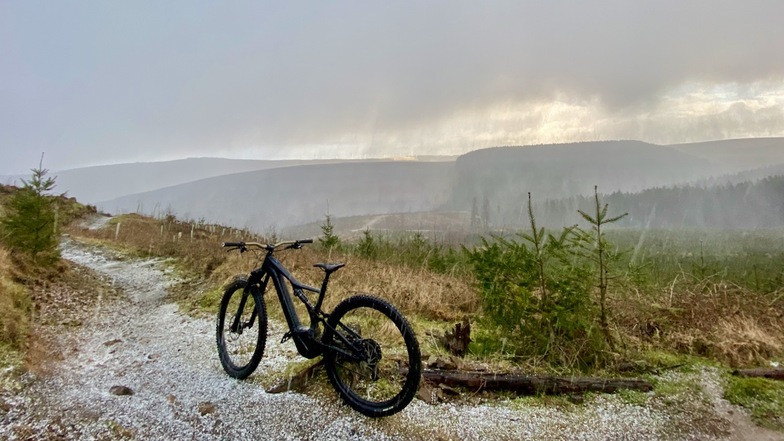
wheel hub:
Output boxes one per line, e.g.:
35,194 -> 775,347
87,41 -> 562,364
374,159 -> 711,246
360,339 -> 382,380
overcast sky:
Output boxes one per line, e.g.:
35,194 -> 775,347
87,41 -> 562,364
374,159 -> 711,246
2,1 -> 783,174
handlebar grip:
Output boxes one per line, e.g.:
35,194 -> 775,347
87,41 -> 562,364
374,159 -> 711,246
298,239 -> 314,244
222,242 -> 245,247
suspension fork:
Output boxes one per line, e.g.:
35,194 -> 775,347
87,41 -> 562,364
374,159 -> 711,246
230,272 -> 268,333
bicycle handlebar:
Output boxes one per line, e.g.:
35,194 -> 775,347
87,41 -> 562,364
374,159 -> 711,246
222,242 -> 245,247
221,239 -> 313,251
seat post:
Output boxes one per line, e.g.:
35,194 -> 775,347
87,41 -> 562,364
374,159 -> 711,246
313,263 -> 344,313
315,271 -> 332,313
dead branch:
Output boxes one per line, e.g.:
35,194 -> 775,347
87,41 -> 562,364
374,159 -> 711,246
732,368 -> 784,381
419,369 -> 653,395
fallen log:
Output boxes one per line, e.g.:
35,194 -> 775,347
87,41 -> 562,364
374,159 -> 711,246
268,362 -> 654,397
420,369 -> 653,395
732,368 -> 784,381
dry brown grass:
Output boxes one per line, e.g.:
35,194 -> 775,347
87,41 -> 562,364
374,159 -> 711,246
68,213 -> 479,323
712,315 -> 783,365
614,280 -> 784,367
210,246 -> 478,322
0,247 -> 31,348
67,213 -> 235,277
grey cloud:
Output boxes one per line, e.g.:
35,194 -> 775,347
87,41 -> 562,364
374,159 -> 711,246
1,1 -> 784,173
601,101 -> 784,145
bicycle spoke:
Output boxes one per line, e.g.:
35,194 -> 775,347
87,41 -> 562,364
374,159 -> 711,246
330,307 -> 410,403
220,287 -> 262,371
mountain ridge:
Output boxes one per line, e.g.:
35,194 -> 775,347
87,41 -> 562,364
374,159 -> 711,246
6,138 -> 781,233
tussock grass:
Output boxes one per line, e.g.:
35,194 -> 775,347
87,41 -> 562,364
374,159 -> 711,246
614,280 -> 784,368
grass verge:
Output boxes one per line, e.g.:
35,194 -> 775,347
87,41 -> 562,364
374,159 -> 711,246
724,375 -> 784,430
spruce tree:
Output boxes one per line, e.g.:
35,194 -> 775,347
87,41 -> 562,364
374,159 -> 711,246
0,157 -> 59,263
357,228 -> 376,258
575,186 -> 627,351
318,214 -> 340,251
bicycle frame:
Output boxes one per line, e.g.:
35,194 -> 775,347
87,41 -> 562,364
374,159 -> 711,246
241,250 -> 361,361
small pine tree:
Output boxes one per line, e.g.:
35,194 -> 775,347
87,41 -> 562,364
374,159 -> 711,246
318,214 -> 341,251
520,192 -> 549,306
575,186 -> 628,351
357,228 -> 376,258
0,156 -> 60,263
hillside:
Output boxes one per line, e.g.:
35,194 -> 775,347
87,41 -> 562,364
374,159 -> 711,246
449,140 -> 715,225
669,137 -> 784,172
100,161 -> 455,231
0,157 -> 384,205
694,163 -> 784,188
531,174 -> 784,229
91,138 -> 784,233
293,173 -> 784,234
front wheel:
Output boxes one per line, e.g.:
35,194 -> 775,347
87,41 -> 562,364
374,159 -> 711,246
216,277 -> 267,379
323,295 -> 421,417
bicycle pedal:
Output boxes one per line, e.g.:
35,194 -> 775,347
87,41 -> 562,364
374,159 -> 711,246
281,331 -> 293,344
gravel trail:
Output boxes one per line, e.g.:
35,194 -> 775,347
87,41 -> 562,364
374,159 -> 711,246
1,239 -> 781,440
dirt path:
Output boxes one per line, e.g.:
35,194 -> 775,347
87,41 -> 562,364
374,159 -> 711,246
1,239 -> 781,440
352,214 -> 388,232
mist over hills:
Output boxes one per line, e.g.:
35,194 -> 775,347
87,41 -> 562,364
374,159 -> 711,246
694,163 -> 784,188
13,137 -> 782,233
669,137 -> 784,172
0,158 -> 375,204
449,141 -> 713,224
100,161 -> 455,232
531,175 -> 784,229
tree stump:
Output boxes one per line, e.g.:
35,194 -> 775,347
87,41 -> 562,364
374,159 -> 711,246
438,317 -> 472,357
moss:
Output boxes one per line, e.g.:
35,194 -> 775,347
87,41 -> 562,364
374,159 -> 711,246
106,419 -> 136,439
652,376 -> 702,397
634,350 -> 714,374
468,326 -> 509,357
508,393 -> 578,410
724,376 -> 784,430
616,389 -> 651,406
640,350 -> 687,368
194,287 -> 223,313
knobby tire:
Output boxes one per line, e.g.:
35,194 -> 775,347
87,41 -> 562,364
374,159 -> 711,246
216,277 -> 267,379
323,294 -> 422,417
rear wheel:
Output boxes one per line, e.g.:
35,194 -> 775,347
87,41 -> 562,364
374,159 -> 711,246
323,295 -> 421,417
216,278 -> 267,379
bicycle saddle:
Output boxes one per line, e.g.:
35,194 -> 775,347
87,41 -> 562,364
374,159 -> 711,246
314,263 -> 346,273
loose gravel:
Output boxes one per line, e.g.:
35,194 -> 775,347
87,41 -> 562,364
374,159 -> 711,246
1,239 -> 781,440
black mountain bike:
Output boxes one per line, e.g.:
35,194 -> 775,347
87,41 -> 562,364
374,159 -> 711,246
216,239 -> 422,417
